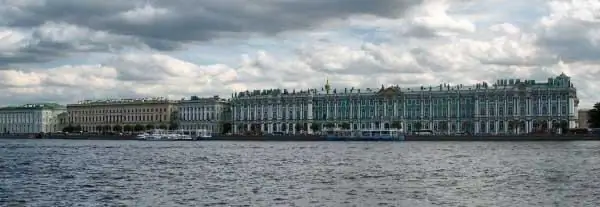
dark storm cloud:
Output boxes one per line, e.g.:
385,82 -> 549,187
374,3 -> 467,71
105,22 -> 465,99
0,41 -> 72,68
535,19 -> 600,63
0,26 -> 141,67
537,37 -> 600,63
4,0 -> 423,43
0,0 -> 423,66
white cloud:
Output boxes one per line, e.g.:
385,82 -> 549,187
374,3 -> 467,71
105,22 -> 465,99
0,0 -> 599,109
118,4 -> 171,25
536,0 -> 600,63
408,0 -> 476,36
0,28 -> 27,52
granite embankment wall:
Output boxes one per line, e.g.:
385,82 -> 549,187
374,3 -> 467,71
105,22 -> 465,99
0,134 -> 137,140
205,135 -> 599,141
1,134 -> 598,141
404,135 -> 598,141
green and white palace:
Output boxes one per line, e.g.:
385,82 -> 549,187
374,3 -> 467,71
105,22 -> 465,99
230,73 -> 579,135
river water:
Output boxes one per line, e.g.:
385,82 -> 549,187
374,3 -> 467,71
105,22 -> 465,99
1,139 -> 599,207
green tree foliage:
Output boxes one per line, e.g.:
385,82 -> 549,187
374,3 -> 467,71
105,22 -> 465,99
295,123 -> 303,132
391,121 -> 402,129
341,122 -> 351,129
63,125 -> 74,133
413,122 -> 422,130
324,123 -> 335,129
588,103 -> 600,128
221,122 -> 232,134
134,124 -> 145,132
310,123 -> 321,132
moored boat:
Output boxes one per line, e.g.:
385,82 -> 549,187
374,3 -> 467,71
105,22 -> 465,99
324,129 -> 405,141
137,129 -> 193,141
195,129 -> 212,140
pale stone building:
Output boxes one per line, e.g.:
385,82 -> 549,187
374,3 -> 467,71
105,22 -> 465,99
67,97 -> 179,132
0,103 -> 66,133
178,95 -> 230,133
231,73 -> 579,135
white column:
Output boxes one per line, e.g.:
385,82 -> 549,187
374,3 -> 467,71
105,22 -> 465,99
420,101 -> 424,120
494,121 -> 499,134
325,104 -> 329,121
277,103 -> 282,121
333,103 -> 337,120
393,101 -> 397,118
547,97 -> 551,117
531,121 -> 534,133
474,99 -> 479,117
568,97 -> 575,115
268,105 -> 273,120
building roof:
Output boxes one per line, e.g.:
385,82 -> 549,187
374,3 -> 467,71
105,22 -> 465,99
0,103 -> 65,111
68,97 -> 179,106
231,74 -> 575,99
180,95 -> 229,103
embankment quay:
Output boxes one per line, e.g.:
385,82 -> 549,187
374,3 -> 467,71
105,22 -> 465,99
1,134 -> 598,141
200,134 -> 600,141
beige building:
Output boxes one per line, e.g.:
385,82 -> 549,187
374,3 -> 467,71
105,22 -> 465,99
577,109 -> 590,128
67,97 -> 179,132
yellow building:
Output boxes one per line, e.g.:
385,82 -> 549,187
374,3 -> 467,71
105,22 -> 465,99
67,97 -> 179,132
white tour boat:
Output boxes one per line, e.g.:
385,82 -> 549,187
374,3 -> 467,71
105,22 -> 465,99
136,129 -> 193,141
324,128 -> 405,141
136,129 -> 213,141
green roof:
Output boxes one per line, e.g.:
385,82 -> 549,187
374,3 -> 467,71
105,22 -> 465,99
0,103 -> 66,111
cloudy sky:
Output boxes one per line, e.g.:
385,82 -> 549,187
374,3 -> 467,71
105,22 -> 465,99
0,0 -> 599,108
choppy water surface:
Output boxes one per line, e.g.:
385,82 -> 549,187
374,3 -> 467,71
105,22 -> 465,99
1,140 -> 600,207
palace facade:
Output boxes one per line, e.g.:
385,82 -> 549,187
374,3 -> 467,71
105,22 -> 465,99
67,97 -> 179,132
230,74 -> 579,135
178,95 -> 230,133
0,103 -> 66,133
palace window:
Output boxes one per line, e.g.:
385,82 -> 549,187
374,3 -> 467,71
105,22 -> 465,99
542,107 -> 548,115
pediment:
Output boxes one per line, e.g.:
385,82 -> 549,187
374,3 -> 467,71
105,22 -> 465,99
377,87 -> 400,97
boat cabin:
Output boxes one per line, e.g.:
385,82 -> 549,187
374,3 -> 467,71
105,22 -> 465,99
325,129 -> 404,138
